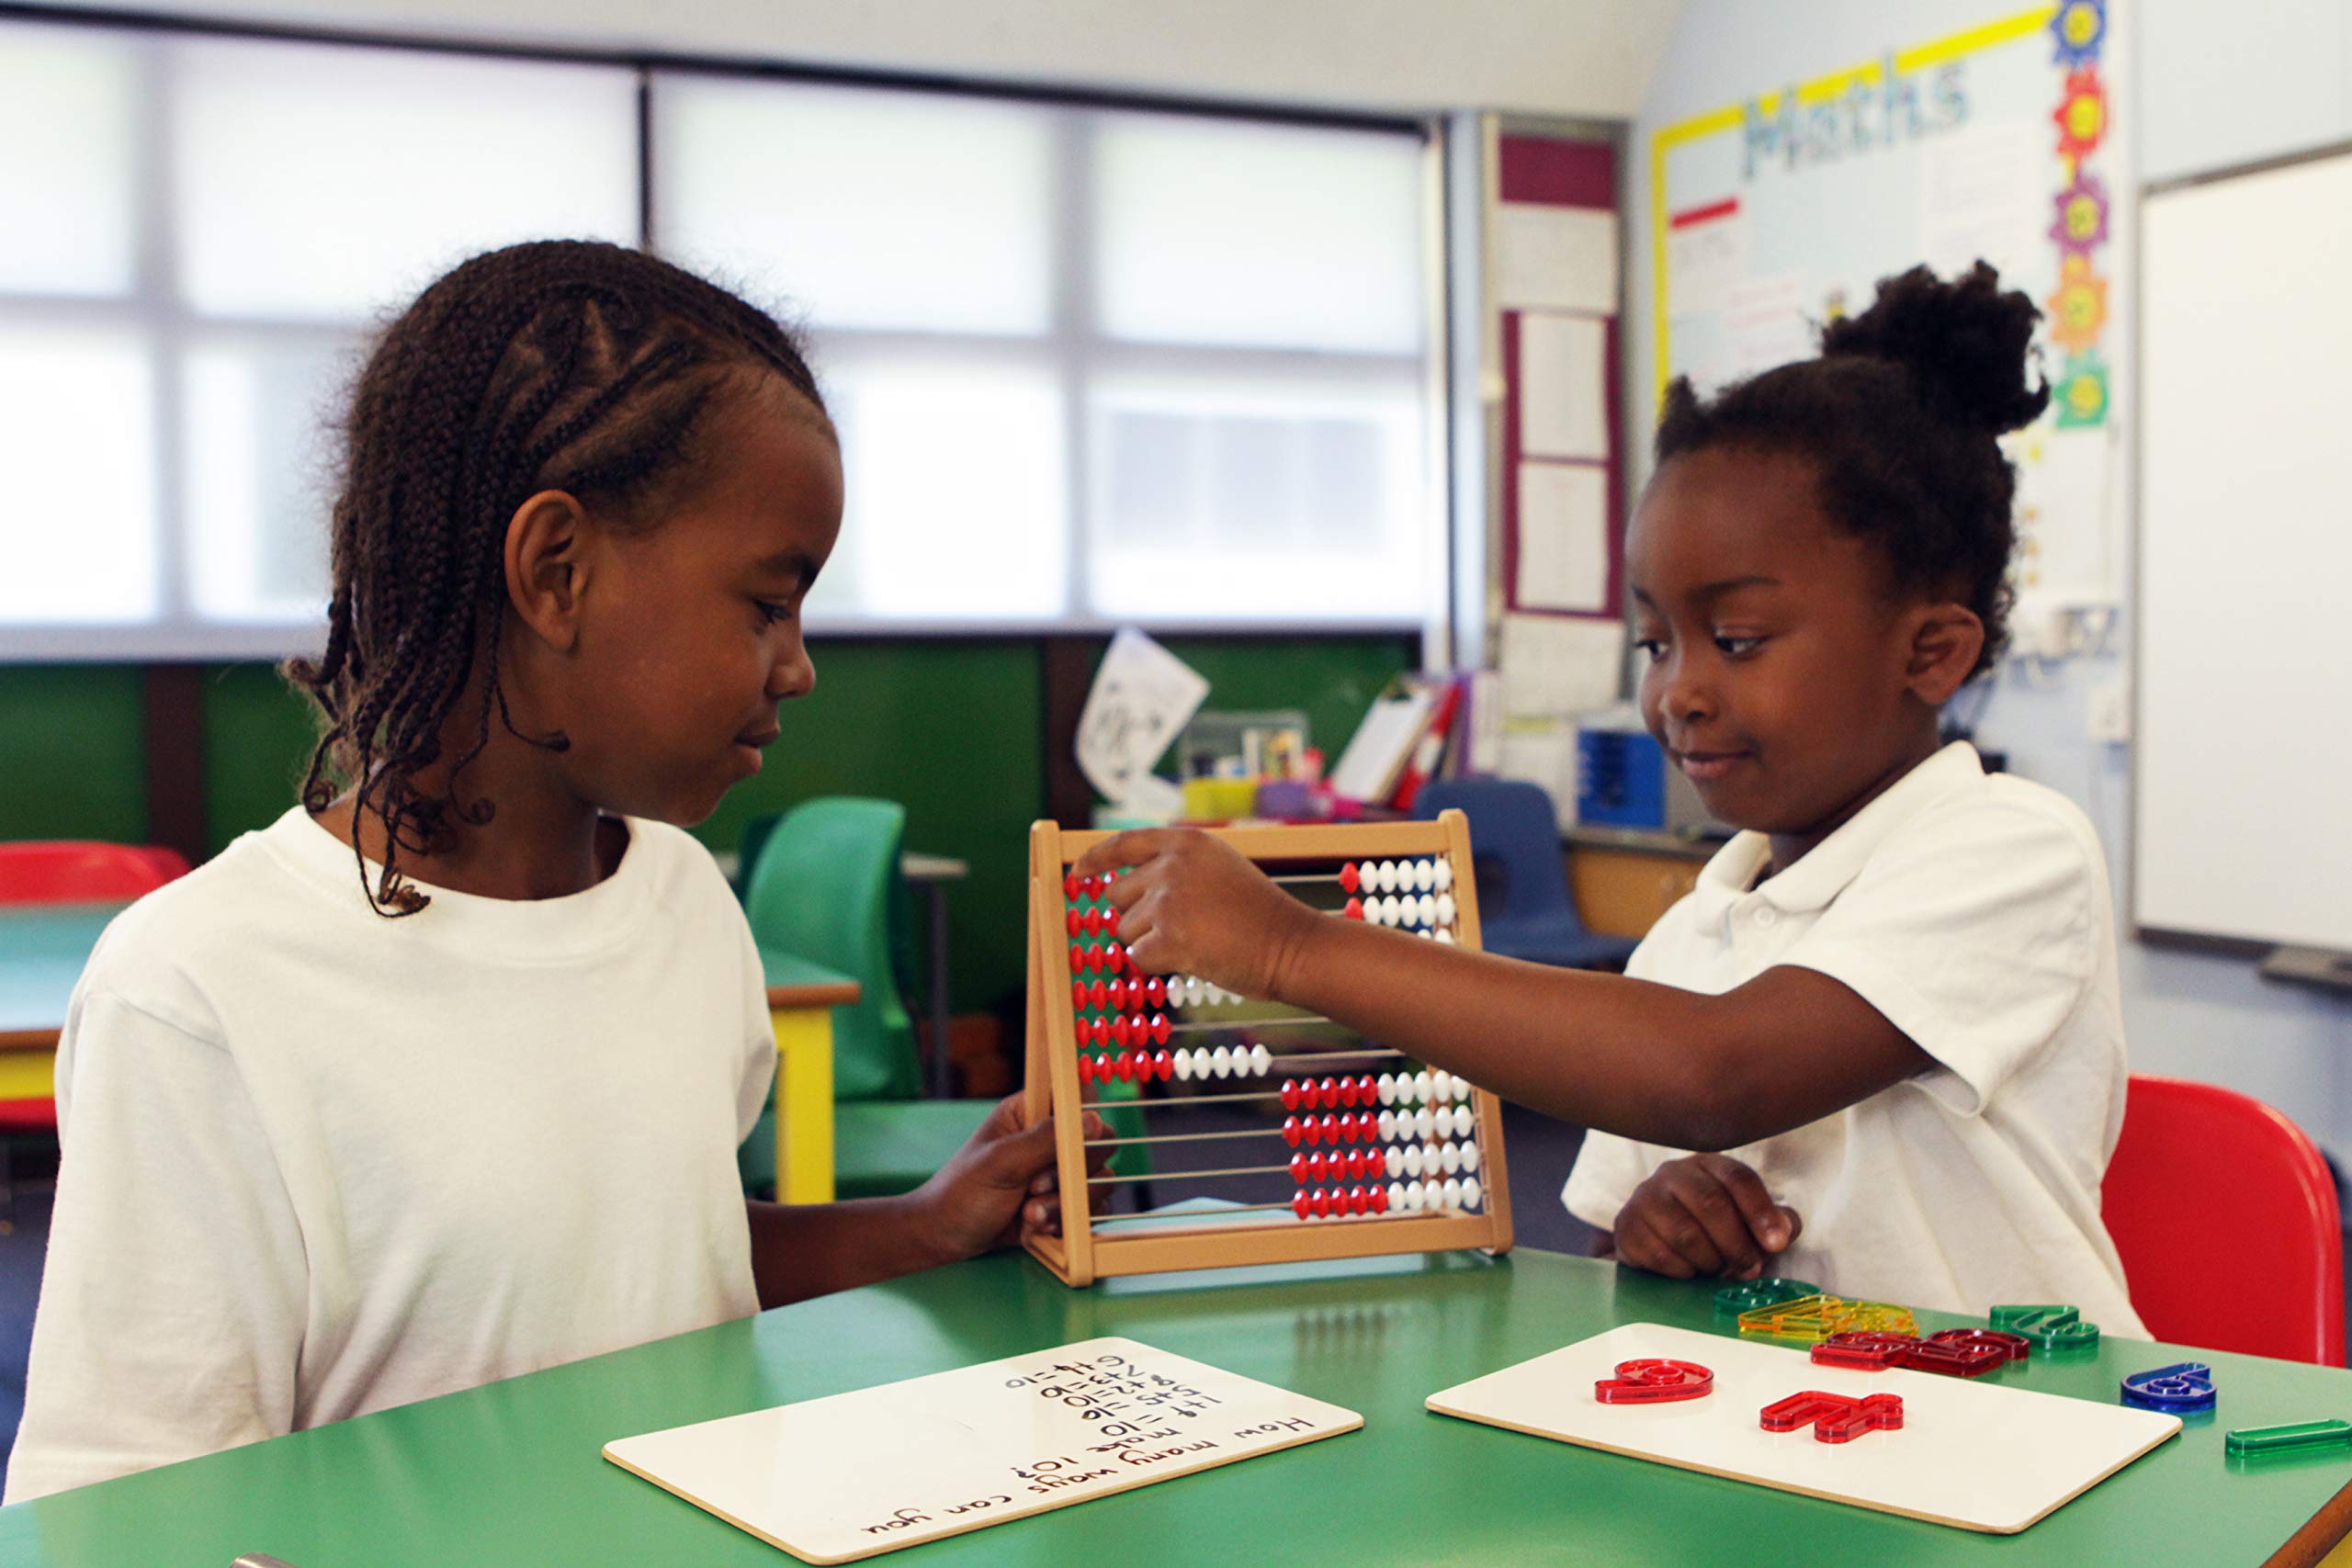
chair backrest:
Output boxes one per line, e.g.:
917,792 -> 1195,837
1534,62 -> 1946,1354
2101,1074 -> 2344,1365
742,798 -> 920,1103
1411,778 -> 1578,929
0,841 -> 189,905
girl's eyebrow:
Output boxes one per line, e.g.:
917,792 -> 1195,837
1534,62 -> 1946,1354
1690,574 -> 1781,604
751,547 -> 820,587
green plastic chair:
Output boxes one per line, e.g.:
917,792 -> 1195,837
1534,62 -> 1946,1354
736,797 -> 1148,1202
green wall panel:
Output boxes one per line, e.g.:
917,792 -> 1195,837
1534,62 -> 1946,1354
19,633 -> 1418,1015
203,663 -> 325,855
0,665 -> 147,843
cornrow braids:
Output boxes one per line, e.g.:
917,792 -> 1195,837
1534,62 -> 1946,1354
285,240 -> 825,917
1654,262 -> 2048,678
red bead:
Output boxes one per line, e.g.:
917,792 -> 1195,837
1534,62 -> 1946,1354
1368,1184 -> 1388,1214
1066,910 -> 1081,939
1105,908 -> 1121,938
1357,1076 -> 1377,1103
1357,1111 -> 1379,1141
1337,1077 -> 1360,1109
1078,908 -> 1098,938
1077,1055 -> 1096,1085
1344,897 -> 1363,920
1303,1116 -> 1323,1146
1318,1076 -> 1340,1110
1150,1014 -> 1171,1045
1290,1153 -> 1308,1183
1323,1113 -> 1344,1145
1340,862 -> 1361,893
1283,1117 -> 1304,1148
1089,979 -> 1108,1010
1152,1050 -> 1172,1081
1293,1190 -> 1313,1220
1349,1186 -> 1370,1215
1353,1150 -> 1374,1180
1065,874 -> 1081,901
1069,942 -> 1085,974
1313,1189 -> 1334,1218
1081,874 -> 1102,897
1281,1079 -> 1301,1111
1109,1016 -> 1129,1048
1146,976 -> 1168,1007
1105,944 -> 1126,975
1071,981 -> 1088,1014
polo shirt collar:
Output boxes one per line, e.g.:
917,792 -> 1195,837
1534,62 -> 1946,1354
1684,741 -> 1987,930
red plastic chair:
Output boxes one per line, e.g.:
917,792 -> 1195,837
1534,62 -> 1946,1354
0,840 -> 190,905
2101,1074 -> 2344,1365
0,841 -> 188,1228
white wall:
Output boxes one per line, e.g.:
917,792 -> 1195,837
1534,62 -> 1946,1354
1630,0 -> 2352,1157
44,0 -> 1684,120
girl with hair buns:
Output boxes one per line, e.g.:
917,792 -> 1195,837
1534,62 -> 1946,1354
10,241 -> 1101,1501
1078,264 -> 2145,1333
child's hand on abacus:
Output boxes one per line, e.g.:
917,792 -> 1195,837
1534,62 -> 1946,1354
1606,1154 -> 1802,1281
1074,829 -> 1323,1001
911,1094 -> 1115,1258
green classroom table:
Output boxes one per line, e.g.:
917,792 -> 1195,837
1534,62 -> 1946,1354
4,1247 -> 2347,1567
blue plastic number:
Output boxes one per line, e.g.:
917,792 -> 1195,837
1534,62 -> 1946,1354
2120,1361 -> 2216,1414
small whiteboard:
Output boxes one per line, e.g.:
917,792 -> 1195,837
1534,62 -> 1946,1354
605,1337 -> 1360,1563
1428,1324 -> 2176,1534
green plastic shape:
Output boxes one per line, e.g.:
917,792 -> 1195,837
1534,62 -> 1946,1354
2224,1420 -> 2352,1459
1714,1278 -> 1823,1315
1991,1303 -> 2101,1351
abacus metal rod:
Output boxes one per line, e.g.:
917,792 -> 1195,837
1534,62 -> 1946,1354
1085,1161 -> 1292,1184
1081,1126 -> 1296,1148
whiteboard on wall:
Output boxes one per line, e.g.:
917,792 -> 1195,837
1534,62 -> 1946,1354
2135,144 -> 2352,953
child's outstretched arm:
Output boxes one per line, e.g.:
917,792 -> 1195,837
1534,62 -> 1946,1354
745,1096 -> 1109,1309
1071,829 -> 1929,1154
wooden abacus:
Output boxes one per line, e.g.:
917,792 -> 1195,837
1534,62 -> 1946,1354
1022,813 -> 1514,1286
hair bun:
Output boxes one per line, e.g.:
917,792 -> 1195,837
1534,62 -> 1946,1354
1819,262 -> 2049,434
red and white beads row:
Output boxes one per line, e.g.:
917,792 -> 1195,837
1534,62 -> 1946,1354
1340,859 -> 1454,895
1280,1071 -> 1474,1112
1281,1103 -> 1476,1145
1346,893 -> 1458,936
1077,1043 -> 1273,1086
1289,1139 -> 1479,1186
1289,1175 -> 1484,1220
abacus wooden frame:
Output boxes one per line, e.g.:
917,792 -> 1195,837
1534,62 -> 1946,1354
1021,812 -> 1515,1286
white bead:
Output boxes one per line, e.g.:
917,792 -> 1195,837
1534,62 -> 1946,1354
1442,1177 -> 1464,1210
1249,1044 -> 1272,1076
1210,1045 -> 1232,1078
1183,1048 -> 1206,1078
1392,895 -> 1411,925
1453,1074 -> 1474,1103
1403,1179 -> 1425,1213
1379,860 -> 1400,893
1432,859 -> 1453,892
1435,892 -> 1456,927
1402,1145 -> 1424,1179
1172,1050 -> 1193,1082
1457,1105 -> 1479,1139
1385,1181 -> 1406,1214
1385,1145 -> 1406,1178
1376,1074 -> 1398,1106
1376,1109 -> 1398,1142
1417,927 -> 1433,940
1413,1107 -> 1436,1141
1441,1142 -> 1462,1175
1462,1176 -> 1482,1211
1413,1070 -> 1433,1104
1429,1071 -> 1454,1102
1435,929 -> 1456,945
1420,894 -> 1440,927
1461,1142 -> 1480,1173
1412,858 -> 1433,892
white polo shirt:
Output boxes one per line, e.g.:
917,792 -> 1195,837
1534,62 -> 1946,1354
1564,742 -> 2146,1335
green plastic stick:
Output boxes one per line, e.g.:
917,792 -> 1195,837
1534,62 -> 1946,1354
2224,1420 -> 2352,1457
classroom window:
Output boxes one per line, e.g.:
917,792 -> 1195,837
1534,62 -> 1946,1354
652,73 -> 1437,628
0,17 -> 1440,656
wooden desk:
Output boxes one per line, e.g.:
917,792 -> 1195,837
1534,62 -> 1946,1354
0,905 -> 854,1205
1565,825 -> 1725,939
2,1247 -> 2346,1564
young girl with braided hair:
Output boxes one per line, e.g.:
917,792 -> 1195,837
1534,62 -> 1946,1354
1078,264 -> 2147,1334
10,241 -> 1096,1500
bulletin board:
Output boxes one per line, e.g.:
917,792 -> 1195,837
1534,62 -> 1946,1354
1646,1 -> 2124,622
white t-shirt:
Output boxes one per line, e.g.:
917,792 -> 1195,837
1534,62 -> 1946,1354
6,807 -> 775,1502
1563,743 -> 2146,1336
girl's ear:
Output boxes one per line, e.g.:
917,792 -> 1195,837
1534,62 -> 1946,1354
1903,602 -> 1985,707
503,490 -> 592,652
